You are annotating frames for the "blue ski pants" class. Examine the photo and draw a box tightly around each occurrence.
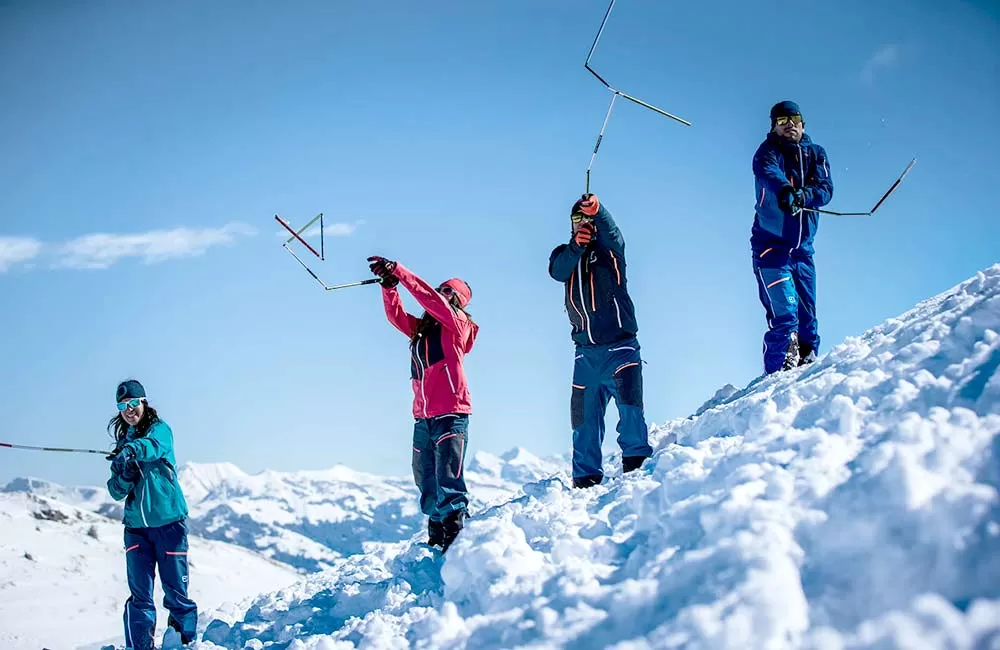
[411,414,470,522]
[123,519,198,650]
[571,337,653,480]
[753,248,819,374]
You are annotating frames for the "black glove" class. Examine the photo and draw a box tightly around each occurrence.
[109,445,136,477]
[367,256,399,288]
[778,185,805,213]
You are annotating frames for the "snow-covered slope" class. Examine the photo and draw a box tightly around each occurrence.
[190,264,1000,649]
[3,449,566,573]
[0,492,300,650]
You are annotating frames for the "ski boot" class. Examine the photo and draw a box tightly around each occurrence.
[781,332,800,371]
[572,474,603,489]
[622,456,648,474]
[427,519,445,549]
[798,341,817,366]
[440,509,467,552]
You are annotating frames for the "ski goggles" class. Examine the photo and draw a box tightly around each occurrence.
[117,398,143,411]
[774,115,803,126]
[438,285,456,297]
[570,212,594,224]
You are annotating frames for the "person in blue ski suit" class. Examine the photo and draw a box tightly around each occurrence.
[751,100,834,373]
[105,379,198,649]
[548,193,654,488]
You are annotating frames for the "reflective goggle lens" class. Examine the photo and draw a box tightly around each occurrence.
[117,398,142,411]
[775,115,803,126]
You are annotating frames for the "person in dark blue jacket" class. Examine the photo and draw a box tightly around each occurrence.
[751,100,834,374]
[549,194,654,488]
[106,379,198,650]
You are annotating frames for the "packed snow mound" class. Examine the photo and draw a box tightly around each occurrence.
[193,264,1000,649]
[0,492,299,650]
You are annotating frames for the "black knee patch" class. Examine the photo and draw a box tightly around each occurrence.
[411,448,425,488]
[613,363,643,407]
[436,433,466,481]
[571,385,586,428]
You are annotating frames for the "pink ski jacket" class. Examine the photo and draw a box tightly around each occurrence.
[381,263,478,419]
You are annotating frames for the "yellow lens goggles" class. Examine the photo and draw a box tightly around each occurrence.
[775,115,803,126]
[570,213,593,224]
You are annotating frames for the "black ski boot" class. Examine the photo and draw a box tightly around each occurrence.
[440,509,467,552]
[781,331,800,371]
[428,519,445,549]
[798,341,817,366]
[572,474,603,489]
[622,456,648,474]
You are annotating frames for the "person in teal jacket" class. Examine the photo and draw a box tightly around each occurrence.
[106,379,198,649]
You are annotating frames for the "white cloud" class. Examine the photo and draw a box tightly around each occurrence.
[55,222,256,270]
[0,237,43,272]
[276,219,365,240]
[861,44,900,85]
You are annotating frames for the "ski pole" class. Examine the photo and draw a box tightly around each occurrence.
[1,442,110,455]
[586,92,619,194]
[583,0,690,126]
[282,244,380,292]
[805,158,916,217]
[582,0,691,191]
[276,215,323,259]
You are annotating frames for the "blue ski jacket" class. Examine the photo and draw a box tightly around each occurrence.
[107,419,189,529]
[548,204,639,347]
[751,132,834,256]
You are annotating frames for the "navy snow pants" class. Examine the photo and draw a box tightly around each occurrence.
[571,337,653,481]
[411,414,470,522]
[753,247,819,374]
[123,519,198,649]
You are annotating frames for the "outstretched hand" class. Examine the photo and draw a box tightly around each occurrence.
[367,256,399,288]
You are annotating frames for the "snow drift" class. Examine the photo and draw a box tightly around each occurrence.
[192,264,1000,649]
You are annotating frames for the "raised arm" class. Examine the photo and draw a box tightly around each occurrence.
[381,285,419,337]
[590,203,625,256]
[393,262,469,336]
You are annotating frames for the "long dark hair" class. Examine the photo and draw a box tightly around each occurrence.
[107,401,160,447]
[410,293,474,345]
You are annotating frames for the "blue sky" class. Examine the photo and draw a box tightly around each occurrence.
[2,0,998,487]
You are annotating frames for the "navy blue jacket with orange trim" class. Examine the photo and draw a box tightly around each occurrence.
[548,204,639,347]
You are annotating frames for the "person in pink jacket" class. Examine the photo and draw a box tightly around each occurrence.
[368,255,479,552]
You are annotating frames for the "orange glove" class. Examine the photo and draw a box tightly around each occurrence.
[572,193,600,217]
[573,221,595,247]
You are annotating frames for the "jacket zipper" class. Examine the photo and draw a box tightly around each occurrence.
[137,467,149,527]
[444,364,456,394]
[795,143,805,250]
[613,297,622,328]
[418,340,428,418]
[577,258,594,344]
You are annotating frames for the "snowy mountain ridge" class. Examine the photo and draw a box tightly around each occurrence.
[3,447,567,572]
